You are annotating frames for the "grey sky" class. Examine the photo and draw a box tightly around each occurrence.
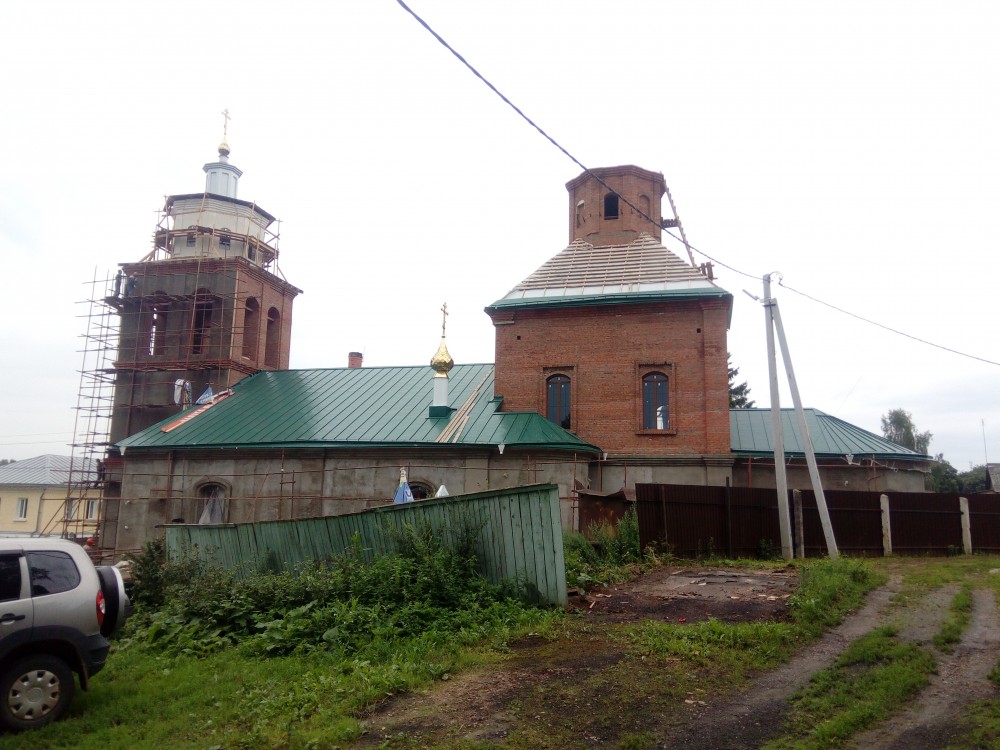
[1,1,996,469]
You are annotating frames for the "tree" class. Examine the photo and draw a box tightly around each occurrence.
[728,355,755,408]
[928,454,959,492]
[880,408,932,454]
[957,464,988,494]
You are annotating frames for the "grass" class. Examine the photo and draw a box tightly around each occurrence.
[619,557,882,682]
[943,564,1000,750]
[763,626,936,749]
[759,556,1000,750]
[8,538,996,749]
[0,525,560,750]
[474,557,884,750]
[933,584,974,653]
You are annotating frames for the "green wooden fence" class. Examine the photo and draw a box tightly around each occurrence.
[164,483,567,606]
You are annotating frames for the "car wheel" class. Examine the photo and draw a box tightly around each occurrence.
[0,655,75,731]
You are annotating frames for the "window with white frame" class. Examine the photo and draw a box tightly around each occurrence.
[86,498,99,520]
[15,497,28,520]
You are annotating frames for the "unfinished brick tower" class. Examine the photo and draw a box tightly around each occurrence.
[99,133,301,547]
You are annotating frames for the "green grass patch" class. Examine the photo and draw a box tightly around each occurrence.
[621,557,883,683]
[764,626,936,749]
[945,699,1000,750]
[624,618,798,677]
[884,554,999,607]
[933,584,974,653]
[789,557,886,637]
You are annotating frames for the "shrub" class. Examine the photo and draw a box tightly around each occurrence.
[564,509,646,590]
[132,523,543,658]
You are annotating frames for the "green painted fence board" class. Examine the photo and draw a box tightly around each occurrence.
[165,484,567,606]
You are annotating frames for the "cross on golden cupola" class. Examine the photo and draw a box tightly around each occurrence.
[430,302,454,378]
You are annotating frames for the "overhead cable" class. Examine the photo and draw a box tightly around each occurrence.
[396,0,998,368]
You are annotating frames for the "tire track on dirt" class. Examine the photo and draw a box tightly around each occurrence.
[656,575,904,750]
[848,588,1000,750]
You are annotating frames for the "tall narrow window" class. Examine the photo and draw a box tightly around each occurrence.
[546,374,571,429]
[64,499,78,520]
[86,498,99,520]
[192,297,213,355]
[264,307,281,368]
[15,497,28,520]
[603,192,619,219]
[148,305,167,356]
[642,372,669,430]
[242,298,260,359]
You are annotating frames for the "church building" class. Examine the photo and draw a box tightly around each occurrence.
[103,155,929,550]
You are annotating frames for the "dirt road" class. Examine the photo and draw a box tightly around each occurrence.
[356,559,1000,749]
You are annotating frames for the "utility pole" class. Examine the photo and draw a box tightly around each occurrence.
[769,293,839,560]
[763,274,793,560]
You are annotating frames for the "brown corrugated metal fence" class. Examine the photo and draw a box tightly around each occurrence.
[637,484,999,557]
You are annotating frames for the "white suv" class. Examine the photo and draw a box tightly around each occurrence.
[0,538,130,731]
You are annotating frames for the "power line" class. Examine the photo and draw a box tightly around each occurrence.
[777,280,1000,367]
[396,0,998,368]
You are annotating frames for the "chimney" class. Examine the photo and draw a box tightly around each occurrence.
[347,352,363,369]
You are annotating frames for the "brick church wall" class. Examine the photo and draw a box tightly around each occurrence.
[491,297,731,457]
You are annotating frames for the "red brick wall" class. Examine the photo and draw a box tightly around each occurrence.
[491,298,731,456]
[566,165,665,246]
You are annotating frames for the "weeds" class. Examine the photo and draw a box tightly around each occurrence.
[126,523,551,659]
[789,557,883,637]
[564,510,648,590]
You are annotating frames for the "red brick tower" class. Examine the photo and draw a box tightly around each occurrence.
[486,166,733,490]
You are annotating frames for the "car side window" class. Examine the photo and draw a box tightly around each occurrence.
[26,551,81,596]
[0,554,21,601]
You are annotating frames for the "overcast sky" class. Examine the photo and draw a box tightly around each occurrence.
[1,1,997,470]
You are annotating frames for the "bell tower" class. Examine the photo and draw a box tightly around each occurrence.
[106,124,301,446]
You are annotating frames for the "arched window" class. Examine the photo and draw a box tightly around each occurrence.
[264,307,281,368]
[408,481,434,500]
[242,297,260,360]
[603,192,619,220]
[197,483,227,525]
[191,290,213,355]
[642,372,669,430]
[546,374,571,429]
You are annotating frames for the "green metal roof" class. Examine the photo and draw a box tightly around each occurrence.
[730,408,930,460]
[487,286,732,311]
[117,364,602,454]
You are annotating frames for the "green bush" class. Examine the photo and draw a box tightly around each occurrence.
[564,509,646,590]
[126,537,207,611]
[131,523,544,659]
